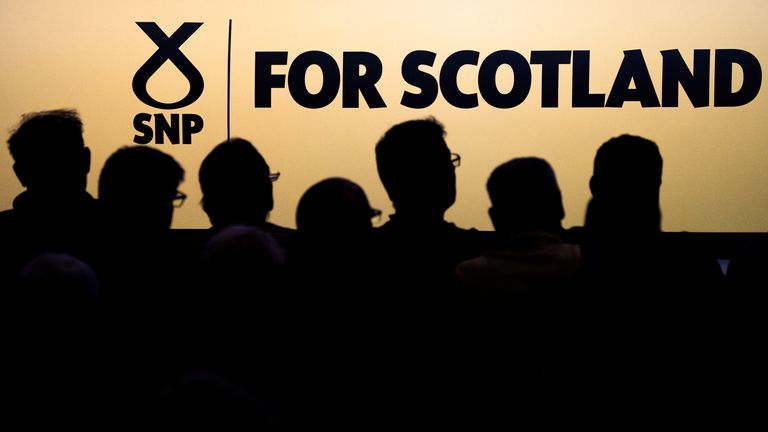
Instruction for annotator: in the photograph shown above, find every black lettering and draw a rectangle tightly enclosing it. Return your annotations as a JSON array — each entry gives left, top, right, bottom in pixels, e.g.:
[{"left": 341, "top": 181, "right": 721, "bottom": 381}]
[
  {"left": 154, "top": 113, "right": 180, "bottom": 144},
  {"left": 478, "top": 50, "right": 532, "bottom": 108},
  {"left": 606, "top": 49, "right": 660, "bottom": 108},
  {"left": 255, "top": 51, "right": 288, "bottom": 108},
  {"left": 440, "top": 50, "right": 479, "bottom": 109},
  {"left": 288, "top": 51, "right": 340, "bottom": 109},
  {"left": 133, "top": 113, "right": 153, "bottom": 145},
  {"left": 182, "top": 114, "right": 204, "bottom": 144},
  {"left": 572, "top": 51, "right": 605, "bottom": 107},
  {"left": 714, "top": 49, "right": 763, "bottom": 107},
  {"left": 661, "top": 49, "right": 710, "bottom": 107},
  {"left": 401, "top": 51, "right": 438, "bottom": 109},
  {"left": 530, "top": 50, "right": 571, "bottom": 107},
  {"left": 342, "top": 52, "right": 386, "bottom": 108}
]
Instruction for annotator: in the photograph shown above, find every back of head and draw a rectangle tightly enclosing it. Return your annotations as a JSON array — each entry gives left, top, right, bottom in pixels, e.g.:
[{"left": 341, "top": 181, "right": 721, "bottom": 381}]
[
  {"left": 588, "top": 134, "right": 663, "bottom": 233},
  {"left": 7, "top": 109, "right": 89, "bottom": 194},
  {"left": 296, "top": 177, "right": 377, "bottom": 239},
  {"left": 16, "top": 253, "right": 102, "bottom": 340},
  {"left": 200, "top": 225, "right": 285, "bottom": 310},
  {"left": 199, "top": 138, "right": 273, "bottom": 228},
  {"left": 487, "top": 157, "right": 564, "bottom": 235},
  {"left": 17, "top": 253, "right": 101, "bottom": 312},
  {"left": 99, "top": 146, "right": 184, "bottom": 231},
  {"left": 591, "top": 134, "right": 662, "bottom": 203},
  {"left": 375, "top": 117, "right": 456, "bottom": 218}
]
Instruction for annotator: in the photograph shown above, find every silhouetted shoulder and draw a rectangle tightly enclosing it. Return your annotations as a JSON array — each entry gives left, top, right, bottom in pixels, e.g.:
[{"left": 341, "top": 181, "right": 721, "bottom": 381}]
[
  {"left": 260, "top": 221, "right": 297, "bottom": 250},
  {"left": 456, "top": 232, "right": 581, "bottom": 293}
]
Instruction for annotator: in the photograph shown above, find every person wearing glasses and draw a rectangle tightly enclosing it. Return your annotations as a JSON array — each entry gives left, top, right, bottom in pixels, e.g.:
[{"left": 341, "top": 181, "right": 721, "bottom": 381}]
[
  {"left": 198, "top": 138, "right": 295, "bottom": 250},
  {"left": 368, "top": 118, "right": 493, "bottom": 426},
  {"left": 94, "top": 145, "right": 187, "bottom": 377},
  {"left": 98, "top": 145, "right": 185, "bottom": 233},
  {"left": 373, "top": 117, "right": 490, "bottom": 310},
  {"left": 293, "top": 176, "right": 381, "bottom": 310}
]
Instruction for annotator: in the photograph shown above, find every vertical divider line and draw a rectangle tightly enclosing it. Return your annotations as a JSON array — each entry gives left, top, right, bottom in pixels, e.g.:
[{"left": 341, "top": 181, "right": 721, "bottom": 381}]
[{"left": 227, "top": 19, "right": 232, "bottom": 142}]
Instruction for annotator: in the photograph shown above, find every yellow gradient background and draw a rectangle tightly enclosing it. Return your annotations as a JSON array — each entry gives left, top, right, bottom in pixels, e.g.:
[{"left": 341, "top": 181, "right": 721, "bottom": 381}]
[{"left": 1, "top": 0, "right": 766, "bottom": 231}]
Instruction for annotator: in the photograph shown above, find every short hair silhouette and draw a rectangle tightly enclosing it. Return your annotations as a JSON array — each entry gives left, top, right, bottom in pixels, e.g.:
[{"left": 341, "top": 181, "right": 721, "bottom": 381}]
[
  {"left": 202, "top": 225, "right": 285, "bottom": 274},
  {"left": 199, "top": 225, "right": 285, "bottom": 314},
  {"left": 17, "top": 253, "right": 101, "bottom": 313},
  {"left": 7, "top": 109, "right": 90, "bottom": 193},
  {"left": 296, "top": 177, "right": 377, "bottom": 237},
  {"left": 590, "top": 134, "right": 662, "bottom": 203},
  {"left": 587, "top": 134, "right": 663, "bottom": 233},
  {"left": 375, "top": 117, "right": 456, "bottom": 218},
  {"left": 99, "top": 146, "right": 184, "bottom": 231},
  {"left": 487, "top": 157, "right": 565, "bottom": 234},
  {"left": 199, "top": 138, "right": 274, "bottom": 228}
]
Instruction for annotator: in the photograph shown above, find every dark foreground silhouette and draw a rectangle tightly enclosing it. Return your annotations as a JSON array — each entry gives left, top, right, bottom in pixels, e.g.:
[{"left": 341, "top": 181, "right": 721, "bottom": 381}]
[{"left": 0, "top": 111, "right": 758, "bottom": 429}]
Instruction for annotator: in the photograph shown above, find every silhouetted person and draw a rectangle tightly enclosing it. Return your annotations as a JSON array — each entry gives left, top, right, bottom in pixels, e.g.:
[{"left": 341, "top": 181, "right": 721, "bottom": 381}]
[
  {"left": 296, "top": 177, "right": 378, "bottom": 240},
  {"left": 368, "top": 118, "right": 492, "bottom": 428},
  {"left": 582, "top": 134, "right": 721, "bottom": 297},
  {"left": 456, "top": 157, "right": 580, "bottom": 297},
  {"left": 373, "top": 118, "right": 489, "bottom": 308},
  {"left": 377, "top": 118, "right": 457, "bottom": 225},
  {"left": 289, "top": 178, "right": 382, "bottom": 429},
  {"left": 197, "top": 225, "right": 286, "bottom": 318},
  {"left": 99, "top": 145, "right": 185, "bottom": 233},
  {"left": 0, "top": 109, "right": 99, "bottom": 286},
  {"left": 17, "top": 252, "right": 102, "bottom": 314},
  {"left": 192, "top": 224, "right": 286, "bottom": 361},
  {"left": 181, "top": 225, "right": 293, "bottom": 424},
  {"left": 199, "top": 138, "right": 295, "bottom": 249},
  {"left": 453, "top": 158, "right": 580, "bottom": 420},
  {"left": 95, "top": 145, "right": 186, "bottom": 381},
  {"left": 585, "top": 134, "right": 663, "bottom": 238},
  {"left": 576, "top": 134, "right": 723, "bottom": 412},
  {"left": 293, "top": 177, "right": 379, "bottom": 307},
  {"left": 8, "top": 253, "right": 111, "bottom": 426}
]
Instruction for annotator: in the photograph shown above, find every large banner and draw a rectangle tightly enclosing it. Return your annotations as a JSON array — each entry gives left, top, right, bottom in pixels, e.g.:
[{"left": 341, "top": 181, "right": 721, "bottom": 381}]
[{"left": 1, "top": 0, "right": 766, "bottom": 231}]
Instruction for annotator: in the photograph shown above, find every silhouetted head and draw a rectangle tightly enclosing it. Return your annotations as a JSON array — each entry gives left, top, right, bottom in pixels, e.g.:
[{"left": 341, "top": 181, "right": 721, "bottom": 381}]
[
  {"left": 296, "top": 177, "right": 378, "bottom": 239},
  {"left": 17, "top": 253, "right": 101, "bottom": 312},
  {"left": 587, "top": 134, "right": 663, "bottom": 233},
  {"left": 200, "top": 225, "right": 285, "bottom": 310},
  {"left": 16, "top": 253, "right": 102, "bottom": 335},
  {"left": 99, "top": 146, "right": 184, "bottom": 232},
  {"left": 487, "top": 157, "right": 565, "bottom": 235},
  {"left": 199, "top": 138, "right": 274, "bottom": 228},
  {"left": 7, "top": 109, "right": 90, "bottom": 195},
  {"left": 375, "top": 117, "right": 457, "bottom": 220}
]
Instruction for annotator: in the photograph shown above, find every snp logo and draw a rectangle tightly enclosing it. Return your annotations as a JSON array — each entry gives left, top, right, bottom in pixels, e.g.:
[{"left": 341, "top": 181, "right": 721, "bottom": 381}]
[{"left": 132, "top": 22, "right": 205, "bottom": 145}]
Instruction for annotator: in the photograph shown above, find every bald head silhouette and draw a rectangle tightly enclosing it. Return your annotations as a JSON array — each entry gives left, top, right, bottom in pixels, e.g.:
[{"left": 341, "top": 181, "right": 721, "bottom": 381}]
[{"left": 296, "top": 177, "right": 377, "bottom": 239}]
